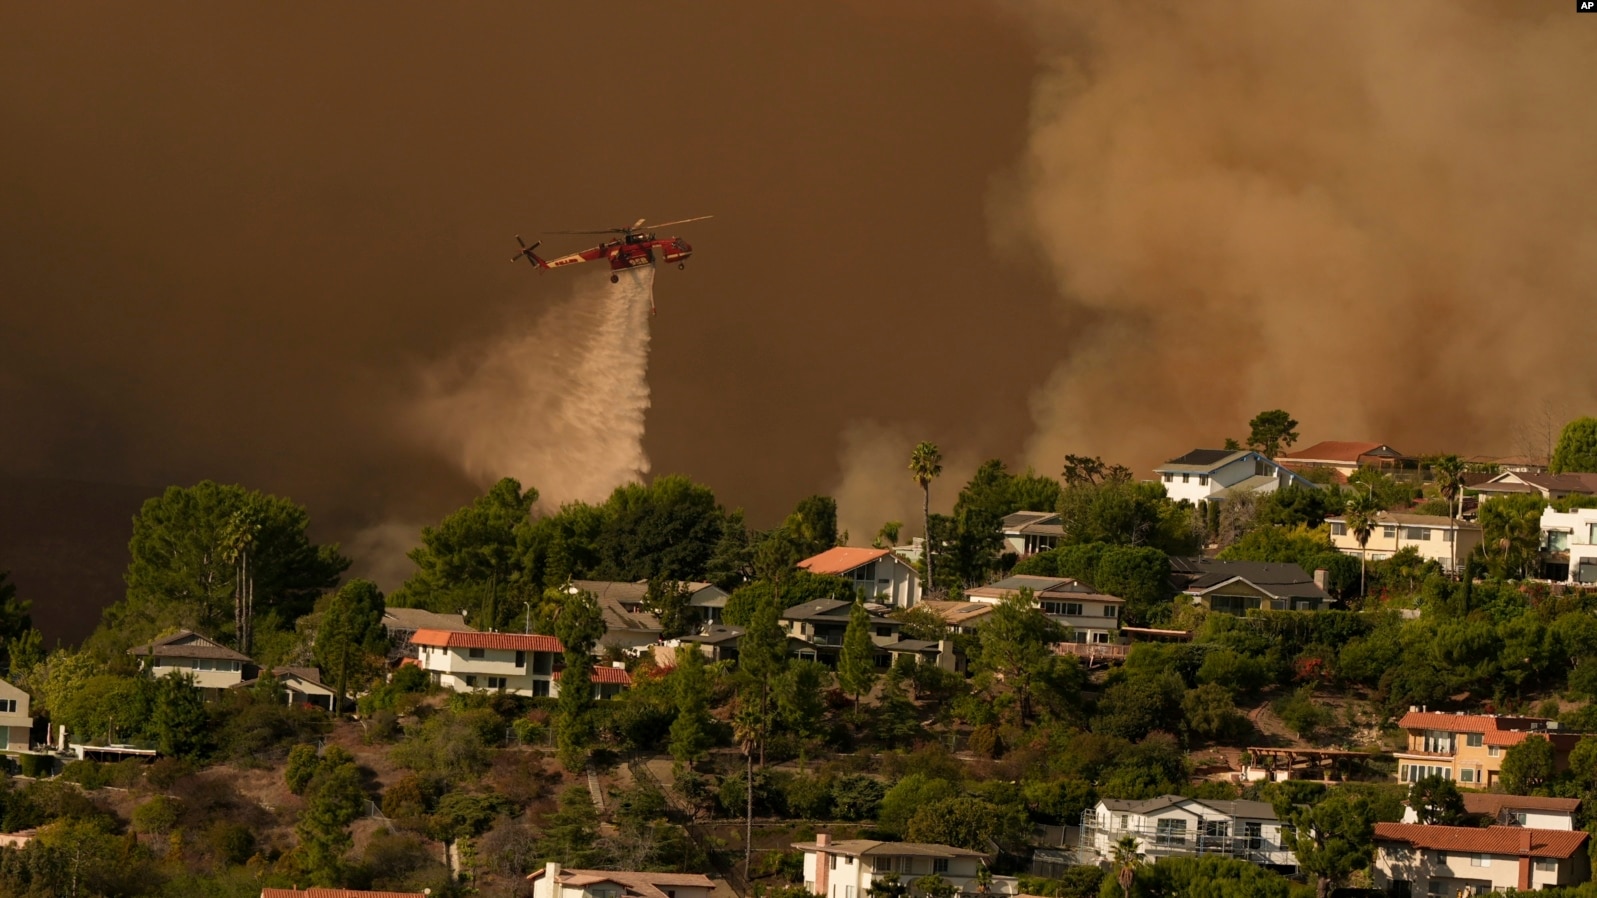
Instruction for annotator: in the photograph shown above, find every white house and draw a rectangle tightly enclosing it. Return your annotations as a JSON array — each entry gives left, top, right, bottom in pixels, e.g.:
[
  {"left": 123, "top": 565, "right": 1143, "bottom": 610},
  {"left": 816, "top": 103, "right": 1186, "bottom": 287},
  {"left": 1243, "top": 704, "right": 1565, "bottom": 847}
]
[
  {"left": 799, "top": 547, "right": 920, "bottom": 608},
  {"left": 127, "top": 630, "right": 254, "bottom": 701},
  {"left": 1153, "top": 449, "right": 1318, "bottom": 505},
  {"left": 1326, "top": 511, "right": 1483, "bottom": 573},
  {"left": 1002, "top": 511, "right": 1063, "bottom": 558},
  {"left": 1373, "top": 823, "right": 1590, "bottom": 896},
  {"left": 1402, "top": 794, "right": 1580, "bottom": 831},
  {"left": 964, "top": 575, "right": 1122, "bottom": 644},
  {"left": 0, "top": 679, "right": 34, "bottom": 751},
  {"left": 410, "top": 629, "right": 630, "bottom": 699},
  {"left": 1078, "top": 795, "right": 1295, "bottom": 872},
  {"left": 1473, "top": 471, "right": 1597, "bottom": 504},
  {"left": 794, "top": 834, "right": 1017, "bottom": 898},
  {"left": 527, "top": 863, "right": 713, "bottom": 898},
  {"left": 681, "top": 581, "right": 731, "bottom": 627},
  {"left": 1542, "top": 506, "right": 1597, "bottom": 584}
]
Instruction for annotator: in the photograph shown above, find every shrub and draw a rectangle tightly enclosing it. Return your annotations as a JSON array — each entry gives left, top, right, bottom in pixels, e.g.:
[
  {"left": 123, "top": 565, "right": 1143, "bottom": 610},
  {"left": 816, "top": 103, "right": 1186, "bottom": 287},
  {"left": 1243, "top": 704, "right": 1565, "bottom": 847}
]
[
  {"left": 132, "top": 795, "right": 183, "bottom": 835},
  {"left": 58, "top": 761, "right": 112, "bottom": 790}
]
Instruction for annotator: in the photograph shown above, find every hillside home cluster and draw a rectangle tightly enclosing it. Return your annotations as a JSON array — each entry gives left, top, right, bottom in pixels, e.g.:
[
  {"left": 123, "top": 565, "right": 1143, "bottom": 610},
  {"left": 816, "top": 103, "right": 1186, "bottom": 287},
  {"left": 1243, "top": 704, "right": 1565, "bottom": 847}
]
[{"left": 1376, "top": 795, "right": 1591, "bottom": 895}]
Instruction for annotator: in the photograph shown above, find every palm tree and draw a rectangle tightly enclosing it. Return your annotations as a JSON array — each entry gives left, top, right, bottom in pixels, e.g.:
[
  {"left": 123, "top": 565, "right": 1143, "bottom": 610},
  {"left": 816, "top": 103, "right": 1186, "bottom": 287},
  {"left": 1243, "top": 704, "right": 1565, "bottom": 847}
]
[
  {"left": 1111, "top": 834, "right": 1142, "bottom": 898},
  {"left": 1431, "top": 454, "right": 1467, "bottom": 575},
  {"left": 909, "top": 442, "right": 943, "bottom": 594},
  {"left": 1344, "top": 491, "right": 1381, "bottom": 599}
]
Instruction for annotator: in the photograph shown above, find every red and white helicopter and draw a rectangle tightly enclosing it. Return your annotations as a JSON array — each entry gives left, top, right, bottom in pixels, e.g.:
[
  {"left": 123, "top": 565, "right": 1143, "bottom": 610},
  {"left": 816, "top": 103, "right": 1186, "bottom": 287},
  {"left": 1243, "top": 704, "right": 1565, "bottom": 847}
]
[{"left": 512, "top": 216, "right": 712, "bottom": 284}]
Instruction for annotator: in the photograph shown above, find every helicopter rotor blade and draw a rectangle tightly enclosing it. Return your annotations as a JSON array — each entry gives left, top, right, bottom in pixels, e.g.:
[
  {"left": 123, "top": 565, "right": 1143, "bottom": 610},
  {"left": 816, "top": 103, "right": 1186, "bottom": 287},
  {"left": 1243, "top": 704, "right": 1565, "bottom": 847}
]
[
  {"left": 643, "top": 215, "right": 714, "bottom": 230},
  {"left": 548, "top": 228, "right": 630, "bottom": 235}
]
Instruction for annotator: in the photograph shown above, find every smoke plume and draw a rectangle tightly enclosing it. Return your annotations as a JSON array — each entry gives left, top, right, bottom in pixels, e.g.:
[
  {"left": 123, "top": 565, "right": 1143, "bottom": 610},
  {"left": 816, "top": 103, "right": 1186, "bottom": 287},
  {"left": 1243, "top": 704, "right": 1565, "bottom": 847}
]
[
  {"left": 1001, "top": 1, "right": 1597, "bottom": 470},
  {"left": 413, "top": 267, "right": 656, "bottom": 509}
]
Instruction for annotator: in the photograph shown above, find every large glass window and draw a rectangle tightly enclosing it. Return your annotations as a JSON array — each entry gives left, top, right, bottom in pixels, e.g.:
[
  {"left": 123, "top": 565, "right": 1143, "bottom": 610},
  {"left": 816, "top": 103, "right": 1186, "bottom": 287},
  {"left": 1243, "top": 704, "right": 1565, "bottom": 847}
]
[
  {"left": 1330, "top": 522, "right": 1347, "bottom": 536},
  {"left": 1548, "top": 530, "right": 1572, "bottom": 552},
  {"left": 1155, "top": 819, "right": 1188, "bottom": 847}
]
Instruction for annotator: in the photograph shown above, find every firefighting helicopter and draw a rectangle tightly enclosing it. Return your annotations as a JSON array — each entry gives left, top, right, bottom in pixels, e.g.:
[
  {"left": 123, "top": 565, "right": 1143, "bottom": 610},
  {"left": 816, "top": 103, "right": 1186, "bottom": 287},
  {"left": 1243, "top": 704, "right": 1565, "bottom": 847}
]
[{"left": 512, "top": 216, "right": 712, "bottom": 284}]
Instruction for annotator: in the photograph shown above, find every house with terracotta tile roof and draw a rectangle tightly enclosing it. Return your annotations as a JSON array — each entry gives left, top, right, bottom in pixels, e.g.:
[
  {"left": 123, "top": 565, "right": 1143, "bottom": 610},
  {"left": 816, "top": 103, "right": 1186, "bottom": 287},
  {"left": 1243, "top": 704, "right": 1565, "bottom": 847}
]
[
  {"left": 1373, "top": 822, "right": 1590, "bottom": 895},
  {"left": 528, "top": 862, "right": 714, "bottom": 898},
  {"left": 1394, "top": 709, "right": 1581, "bottom": 788},
  {"left": 265, "top": 882, "right": 434, "bottom": 888},
  {"left": 1153, "top": 449, "right": 1318, "bottom": 505},
  {"left": 1402, "top": 793, "right": 1580, "bottom": 830},
  {"left": 127, "top": 630, "right": 255, "bottom": 701},
  {"left": 410, "top": 629, "right": 560, "bottom": 697},
  {"left": 798, "top": 547, "right": 920, "bottom": 608},
  {"left": 1278, "top": 441, "right": 1415, "bottom": 479},
  {"left": 1325, "top": 510, "right": 1483, "bottom": 573}
]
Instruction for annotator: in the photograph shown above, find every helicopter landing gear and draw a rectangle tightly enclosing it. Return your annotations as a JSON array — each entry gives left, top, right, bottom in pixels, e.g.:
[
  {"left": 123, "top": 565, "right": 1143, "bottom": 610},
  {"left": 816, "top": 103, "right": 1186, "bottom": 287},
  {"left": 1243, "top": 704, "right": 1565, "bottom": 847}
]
[{"left": 610, "top": 273, "right": 619, "bottom": 283}]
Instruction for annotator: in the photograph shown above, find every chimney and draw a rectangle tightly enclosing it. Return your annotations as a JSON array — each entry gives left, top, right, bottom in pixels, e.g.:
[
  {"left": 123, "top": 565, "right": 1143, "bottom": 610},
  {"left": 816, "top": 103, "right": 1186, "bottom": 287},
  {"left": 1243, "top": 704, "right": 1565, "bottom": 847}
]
[
  {"left": 541, "top": 862, "right": 561, "bottom": 898},
  {"left": 815, "top": 833, "right": 831, "bottom": 898},
  {"left": 1313, "top": 569, "right": 1328, "bottom": 591},
  {"left": 1521, "top": 829, "right": 1533, "bottom": 852}
]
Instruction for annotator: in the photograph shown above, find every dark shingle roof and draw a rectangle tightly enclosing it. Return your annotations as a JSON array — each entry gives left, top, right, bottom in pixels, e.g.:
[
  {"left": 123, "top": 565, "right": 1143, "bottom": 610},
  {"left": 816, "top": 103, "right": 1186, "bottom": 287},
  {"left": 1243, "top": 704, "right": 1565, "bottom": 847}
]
[
  {"left": 127, "top": 630, "right": 252, "bottom": 663},
  {"left": 1162, "top": 448, "right": 1243, "bottom": 468},
  {"left": 1174, "top": 559, "right": 1330, "bottom": 601}
]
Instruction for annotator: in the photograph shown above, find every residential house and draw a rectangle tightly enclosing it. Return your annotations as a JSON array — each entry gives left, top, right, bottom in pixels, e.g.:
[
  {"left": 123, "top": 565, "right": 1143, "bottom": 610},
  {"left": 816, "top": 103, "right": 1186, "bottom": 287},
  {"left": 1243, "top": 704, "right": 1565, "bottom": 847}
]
[
  {"left": 528, "top": 863, "right": 714, "bottom": 898},
  {"left": 1393, "top": 710, "right": 1581, "bottom": 787},
  {"left": 1325, "top": 511, "right": 1482, "bottom": 573},
  {"left": 0, "top": 679, "right": 33, "bottom": 752},
  {"left": 917, "top": 600, "right": 996, "bottom": 634},
  {"left": 1542, "top": 506, "right": 1597, "bottom": 584},
  {"left": 1402, "top": 794, "right": 1580, "bottom": 830},
  {"left": 382, "top": 607, "right": 470, "bottom": 648},
  {"left": 127, "top": 631, "right": 254, "bottom": 701},
  {"left": 568, "top": 581, "right": 665, "bottom": 651},
  {"left": 1277, "top": 441, "right": 1416, "bottom": 480},
  {"left": 1002, "top": 511, "right": 1063, "bottom": 558},
  {"left": 1153, "top": 449, "right": 1319, "bottom": 505},
  {"left": 1373, "top": 823, "right": 1590, "bottom": 896},
  {"left": 265, "top": 882, "right": 434, "bottom": 888},
  {"left": 794, "top": 834, "right": 1017, "bottom": 898},
  {"left": 555, "top": 663, "right": 633, "bottom": 700},
  {"left": 0, "top": 830, "right": 36, "bottom": 849},
  {"left": 674, "top": 624, "right": 744, "bottom": 663},
  {"left": 877, "top": 637, "right": 962, "bottom": 672},
  {"left": 1077, "top": 795, "right": 1295, "bottom": 873},
  {"left": 780, "top": 599, "right": 899, "bottom": 667},
  {"left": 798, "top": 547, "right": 921, "bottom": 608},
  {"left": 239, "top": 667, "right": 337, "bottom": 711},
  {"left": 410, "top": 629, "right": 563, "bottom": 697},
  {"left": 965, "top": 575, "right": 1123, "bottom": 644},
  {"left": 1473, "top": 471, "right": 1597, "bottom": 505},
  {"left": 679, "top": 581, "right": 731, "bottom": 627},
  {"left": 1169, "top": 558, "right": 1331, "bottom": 613}
]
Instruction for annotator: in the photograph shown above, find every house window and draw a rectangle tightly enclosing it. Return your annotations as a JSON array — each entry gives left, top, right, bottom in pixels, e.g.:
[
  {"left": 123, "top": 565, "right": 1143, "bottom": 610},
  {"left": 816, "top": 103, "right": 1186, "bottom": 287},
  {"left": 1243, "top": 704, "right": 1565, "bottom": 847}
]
[
  {"left": 1536, "top": 859, "right": 1557, "bottom": 872},
  {"left": 1489, "top": 746, "right": 1501, "bottom": 757},
  {"left": 1508, "top": 811, "right": 1528, "bottom": 826},
  {"left": 516, "top": 651, "right": 526, "bottom": 668},
  {"left": 1103, "top": 605, "right": 1119, "bottom": 618},
  {"left": 1118, "top": 814, "right": 1129, "bottom": 831},
  {"left": 468, "top": 648, "right": 486, "bottom": 659},
  {"left": 1466, "top": 732, "right": 1483, "bottom": 747},
  {"left": 933, "top": 859, "right": 948, "bottom": 874},
  {"left": 1330, "top": 522, "right": 1347, "bottom": 536},
  {"left": 1422, "top": 730, "right": 1454, "bottom": 753},
  {"left": 1382, "top": 525, "right": 1397, "bottom": 538},
  {"left": 1202, "top": 820, "right": 1230, "bottom": 840},
  {"left": 1403, "top": 527, "right": 1430, "bottom": 541},
  {"left": 1547, "top": 530, "right": 1571, "bottom": 552},
  {"left": 464, "top": 676, "right": 478, "bottom": 688},
  {"left": 1590, "top": 523, "right": 1597, "bottom": 544},
  {"left": 1244, "top": 822, "right": 1263, "bottom": 850},
  {"left": 1460, "top": 769, "right": 1474, "bottom": 783},
  {"left": 1155, "top": 819, "right": 1188, "bottom": 847},
  {"left": 1162, "top": 474, "right": 1172, "bottom": 483},
  {"left": 487, "top": 677, "right": 507, "bottom": 690},
  {"left": 1470, "top": 854, "right": 1491, "bottom": 867},
  {"left": 830, "top": 855, "right": 838, "bottom": 870},
  {"left": 1181, "top": 473, "right": 1190, "bottom": 483},
  {"left": 0, "top": 700, "right": 15, "bottom": 714},
  {"left": 533, "top": 680, "right": 550, "bottom": 697},
  {"left": 1198, "top": 475, "right": 1209, "bottom": 486}
]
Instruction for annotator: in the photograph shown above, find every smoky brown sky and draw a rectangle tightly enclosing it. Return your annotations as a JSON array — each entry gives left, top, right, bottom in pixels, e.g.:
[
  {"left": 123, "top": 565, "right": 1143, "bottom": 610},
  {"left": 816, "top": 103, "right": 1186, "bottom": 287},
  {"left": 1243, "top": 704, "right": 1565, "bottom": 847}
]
[
  {"left": 4, "top": 1, "right": 1596, "bottom": 629},
  {"left": 0, "top": 2, "right": 1057, "bottom": 581}
]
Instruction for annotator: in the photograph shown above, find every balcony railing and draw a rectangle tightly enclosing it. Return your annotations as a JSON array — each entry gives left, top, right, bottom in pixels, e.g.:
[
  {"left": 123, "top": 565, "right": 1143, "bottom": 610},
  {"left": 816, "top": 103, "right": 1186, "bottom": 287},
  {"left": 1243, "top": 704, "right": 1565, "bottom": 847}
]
[{"left": 1053, "top": 643, "right": 1129, "bottom": 661}]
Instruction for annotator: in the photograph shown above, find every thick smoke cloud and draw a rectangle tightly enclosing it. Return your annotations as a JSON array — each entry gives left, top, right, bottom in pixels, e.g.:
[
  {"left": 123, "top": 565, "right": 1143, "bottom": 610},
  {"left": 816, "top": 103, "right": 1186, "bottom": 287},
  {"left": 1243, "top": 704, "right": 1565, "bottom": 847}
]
[{"left": 1002, "top": 0, "right": 1597, "bottom": 470}]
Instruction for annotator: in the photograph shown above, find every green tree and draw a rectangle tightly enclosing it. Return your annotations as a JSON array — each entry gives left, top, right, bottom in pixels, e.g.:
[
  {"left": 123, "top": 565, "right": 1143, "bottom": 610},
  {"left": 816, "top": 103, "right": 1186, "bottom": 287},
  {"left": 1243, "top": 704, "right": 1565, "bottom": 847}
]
[
  {"left": 874, "top": 521, "right": 903, "bottom": 549},
  {"left": 905, "top": 796, "right": 1028, "bottom": 852},
  {"left": 909, "top": 442, "right": 944, "bottom": 593},
  {"left": 1552, "top": 417, "right": 1597, "bottom": 474},
  {"left": 393, "top": 477, "right": 535, "bottom": 628},
  {"left": 1500, "top": 734, "right": 1556, "bottom": 794},
  {"left": 668, "top": 645, "right": 712, "bottom": 766},
  {"left": 295, "top": 746, "right": 366, "bottom": 885},
  {"left": 647, "top": 578, "right": 694, "bottom": 639},
  {"left": 1408, "top": 775, "right": 1467, "bottom": 825},
  {"left": 1278, "top": 789, "right": 1375, "bottom": 898},
  {"left": 150, "top": 672, "right": 210, "bottom": 758},
  {"left": 977, "top": 588, "right": 1075, "bottom": 726},
  {"left": 594, "top": 475, "right": 728, "bottom": 582},
  {"left": 737, "top": 595, "right": 787, "bottom": 767},
  {"left": 285, "top": 743, "right": 321, "bottom": 795},
  {"left": 913, "top": 873, "right": 957, "bottom": 898},
  {"left": 1343, "top": 491, "right": 1380, "bottom": 597},
  {"left": 1430, "top": 455, "right": 1468, "bottom": 573},
  {"left": 314, "top": 578, "right": 387, "bottom": 710},
  {"left": 1247, "top": 409, "right": 1300, "bottom": 459},
  {"left": 838, "top": 600, "right": 879, "bottom": 717},
  {"left": 554, "top": 588, "right": 605, "bottom": 771},
  {"left": 115, "top": 481, "right": 348, "bottom": 652},
  {"left": 0, "top": 571, "right": 33, "bottom": 675},
  {"left": 784, "top": 495, "right": 840, "bottom": 559},
  {"left": 879, "top": 773, "right": 957, "bottom": 836},
  {"left": 1478, "top": 493, "right": 1545, "bottom": 580}
]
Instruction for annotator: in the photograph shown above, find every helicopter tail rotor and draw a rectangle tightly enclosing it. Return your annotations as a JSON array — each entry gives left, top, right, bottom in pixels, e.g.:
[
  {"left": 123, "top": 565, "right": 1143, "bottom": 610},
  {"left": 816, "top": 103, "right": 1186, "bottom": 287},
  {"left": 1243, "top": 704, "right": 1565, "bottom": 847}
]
[{"left": 512, "top": 235, "right": 545, "bottom": 268}]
